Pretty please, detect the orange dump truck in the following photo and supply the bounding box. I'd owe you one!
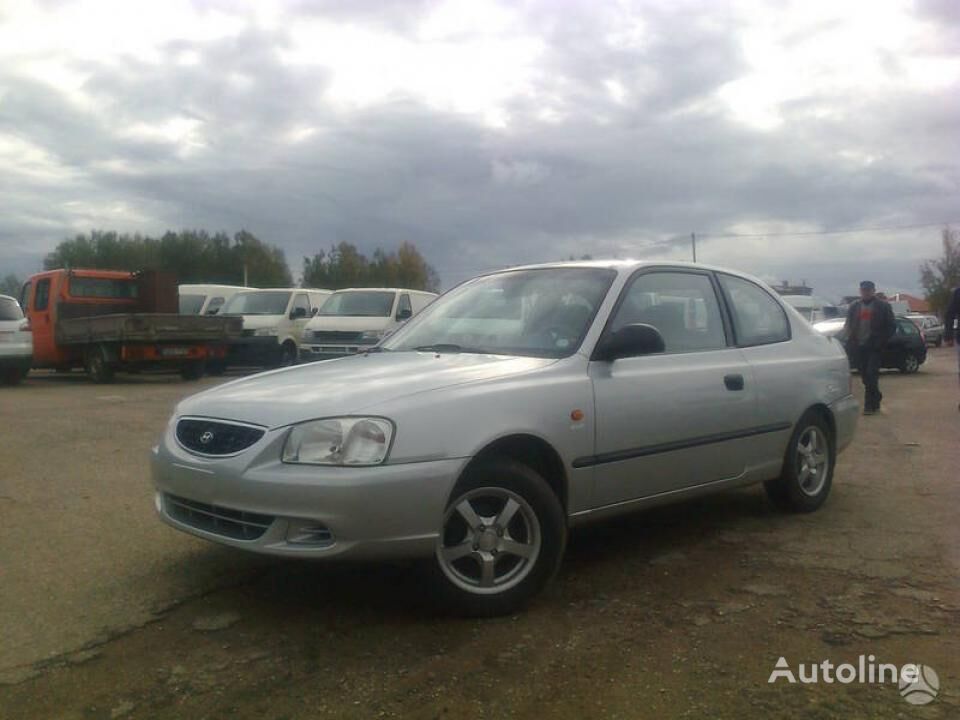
[20,269,242,382]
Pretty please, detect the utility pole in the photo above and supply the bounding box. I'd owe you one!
[691,232,697,263]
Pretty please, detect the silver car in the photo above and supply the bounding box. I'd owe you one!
[152,261,858,615]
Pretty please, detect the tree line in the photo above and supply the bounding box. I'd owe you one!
[0,230,440,296]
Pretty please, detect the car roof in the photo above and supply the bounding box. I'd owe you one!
[329,287,437,295]
[479,259,774,288]
[0,293,17,302]
[238,288,330,293]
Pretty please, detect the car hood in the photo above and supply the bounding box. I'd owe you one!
[177,352,556,428]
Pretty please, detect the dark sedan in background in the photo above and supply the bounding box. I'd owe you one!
[813,317,927,374]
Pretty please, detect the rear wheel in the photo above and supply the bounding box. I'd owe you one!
[206,359,227,376]
[765,410,835,513]
[2,368,24,386]
[85,346,115,384]
[901,352,920,374]
[430,459,566,617]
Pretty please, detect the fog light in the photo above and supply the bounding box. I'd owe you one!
[286,520,335,547]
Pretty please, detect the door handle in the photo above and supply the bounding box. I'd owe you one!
[724,374,745,391]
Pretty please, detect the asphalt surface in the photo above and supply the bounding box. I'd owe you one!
[1,351,958,719]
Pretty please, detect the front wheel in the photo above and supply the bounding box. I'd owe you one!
[277,342,297,368]
[765,410,835,513]
[179,361,205,381]
[901,352,920,374]
[431,459,566,617]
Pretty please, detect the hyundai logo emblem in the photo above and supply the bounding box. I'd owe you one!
[199,431,215,445]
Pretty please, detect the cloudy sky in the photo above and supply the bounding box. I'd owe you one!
[1,0,958,298]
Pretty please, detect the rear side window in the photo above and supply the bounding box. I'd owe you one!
[898,320,920,336]
[178,294,205,314]
[35,278,51,311]
[397,293,412,318]
[0,297,23,320]
[719,274,790,346]
[610,271,728,353]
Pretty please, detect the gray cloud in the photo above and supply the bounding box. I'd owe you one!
[0,0,957,300]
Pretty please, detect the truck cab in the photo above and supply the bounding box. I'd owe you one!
[299,288,437,362]
[220,288,331,368]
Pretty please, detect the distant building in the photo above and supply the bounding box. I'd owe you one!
[889,293,931,314]
[771,280,813,296]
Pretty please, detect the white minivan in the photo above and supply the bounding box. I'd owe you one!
[0,294,33,385]
[300,288,437,361]
[221,288,332,368]
[178,284,248,316]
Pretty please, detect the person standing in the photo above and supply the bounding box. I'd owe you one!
[944,285,960,411]
[844,281,896,415]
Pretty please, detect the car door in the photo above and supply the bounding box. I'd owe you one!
[587,269,757,507]
[26,276,56,365]
[881,319,909,368]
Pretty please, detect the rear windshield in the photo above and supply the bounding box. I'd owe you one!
[179,294,205,314]
[221,291,291,316]
[69,277,139,299]
[0,297,23,321]
[319,291,396,317]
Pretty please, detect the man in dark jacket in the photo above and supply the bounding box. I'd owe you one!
[844,281,896,415]
[944,285,960,411]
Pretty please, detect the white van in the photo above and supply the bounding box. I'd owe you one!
[221,288,332,367]
[0,294,32,385]
[178,284,248,316]
[300,288,437,361]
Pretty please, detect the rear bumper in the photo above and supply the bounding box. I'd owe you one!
[830,394,859,454]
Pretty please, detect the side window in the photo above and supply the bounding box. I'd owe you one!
[898,320,918,337]
[206,297,225,314]
[397,293,412,319]
[719,275,790,346]
[20,281,32,312]
[609,271,727,353]
[292,293,311,315]
[34,278,51,312]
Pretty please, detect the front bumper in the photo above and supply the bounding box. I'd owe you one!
[151,424,466,559]
[830,393,859,454]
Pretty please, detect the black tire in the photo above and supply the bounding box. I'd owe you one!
[207,359,227,376]
[900,352,920,374]
[765,410,835,513]
[2,368,23,386]
[277,342,297,368]
[429,458,566,617]
[85,346,115,384]
[179,361,205,381]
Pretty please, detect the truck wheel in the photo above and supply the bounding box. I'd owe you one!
[180,361,205,381]
[2,368,24,386]
[278,342,297,368]
[85,347,115,384]
[206,360,227,376]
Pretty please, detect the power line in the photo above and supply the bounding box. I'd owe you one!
[697,220,957,240]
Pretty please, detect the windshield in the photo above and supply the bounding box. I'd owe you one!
[222,291,291,316]
[382,267,616,358]
[0,297,23,321]
[319,291,396,317]
[178,294,205,314]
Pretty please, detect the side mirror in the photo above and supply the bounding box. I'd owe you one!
[290,307,307,320]
[397,307,413,321]
[594,323,665,362]
[311,307,319,317]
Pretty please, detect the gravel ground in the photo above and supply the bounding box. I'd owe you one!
[1,352,958,719]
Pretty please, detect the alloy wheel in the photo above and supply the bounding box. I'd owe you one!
[437,487,542,595]
[796,426,830,497]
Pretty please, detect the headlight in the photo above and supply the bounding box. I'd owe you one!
[254,327,277,337]
[282,417,394,466]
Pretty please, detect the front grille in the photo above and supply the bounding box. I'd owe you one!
[176,418,265,455]
[165,494,274,540]
[312,330,364,342]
